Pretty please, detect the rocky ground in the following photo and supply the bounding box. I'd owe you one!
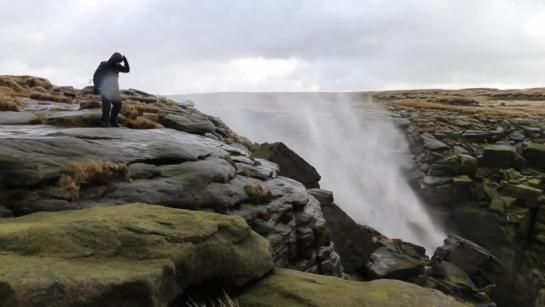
[374,88,545,307]
[1,75,542,307]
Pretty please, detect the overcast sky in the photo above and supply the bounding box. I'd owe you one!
[2,0,545,94]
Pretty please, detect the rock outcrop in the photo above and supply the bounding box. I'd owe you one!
[0,75,342,281]
[238,268,471,307]
[380,88,545,307]
[0,204,272,306]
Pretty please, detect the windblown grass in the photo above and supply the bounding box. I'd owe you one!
[0,96,22,111]
[185,291,240,307]
[244,184,273,204]
[59,160,128,200]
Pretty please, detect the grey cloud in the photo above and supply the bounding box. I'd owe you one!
[1,0,545,93]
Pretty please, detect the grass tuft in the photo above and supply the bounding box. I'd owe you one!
[185,291,240,307]
[244,184,273,204]
[0,96,22,111]
[125,116,158,129]
[59,160,128,200]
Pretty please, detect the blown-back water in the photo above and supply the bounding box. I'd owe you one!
[179,92,445,252]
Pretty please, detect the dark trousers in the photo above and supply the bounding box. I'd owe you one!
[101,96,122,125]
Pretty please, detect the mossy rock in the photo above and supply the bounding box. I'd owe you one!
[238,268,471,307]
[459,154,478,176]
[481,145,519,169]
[0,203,273,306]
[498,182,542,203]
[523,143,545,169]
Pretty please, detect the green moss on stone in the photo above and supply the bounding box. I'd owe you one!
[0,203,273,306]
[238,269,471,307]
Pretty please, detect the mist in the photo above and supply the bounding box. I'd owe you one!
[177,92,445,252]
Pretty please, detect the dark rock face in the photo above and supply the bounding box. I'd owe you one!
[481,144,523,169]
[309,188,379,272]
[434,234,502,287]
[394,104,545,307]
[523,143,545,169]
[253,142,321,188]
[366,247,426,279]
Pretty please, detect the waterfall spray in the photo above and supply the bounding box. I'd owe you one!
[183,92,445,252]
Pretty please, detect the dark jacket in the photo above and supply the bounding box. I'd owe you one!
[93,53,130,95]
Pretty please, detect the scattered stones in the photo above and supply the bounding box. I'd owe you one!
[421,133,449,150]
[508,130,525,141]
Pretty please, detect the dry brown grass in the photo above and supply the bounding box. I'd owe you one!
[121,101,164,129]
[383,98,545,118]
[59,160,128,200]
[29,113,47,124]
[317,226,332,247]
[125,116,158,129]
[30,92,72,104]
[244,184,273,204]
[185,291,240,307]
[122,101,161,119]
[0,96,22,111]
[79,100,101,110]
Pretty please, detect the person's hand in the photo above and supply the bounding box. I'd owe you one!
[122,55,127,61]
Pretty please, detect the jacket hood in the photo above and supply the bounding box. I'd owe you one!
[108,52,123,64]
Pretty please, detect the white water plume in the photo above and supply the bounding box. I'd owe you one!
[180,92,445,252]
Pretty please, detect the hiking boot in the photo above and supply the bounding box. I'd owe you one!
[100,121,111,128]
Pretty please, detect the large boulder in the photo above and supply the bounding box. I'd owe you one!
[253,142,321,188]
[523,143,545,169]
[366,246,426,279]
[0,204,273,307]
[481,144,522,169]
[160,113,216,134]
[433,234,502,287]
[238,268,471,307]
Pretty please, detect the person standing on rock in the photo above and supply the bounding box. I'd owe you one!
[93,52,130,127]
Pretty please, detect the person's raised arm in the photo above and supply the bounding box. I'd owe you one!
[118,56,130,73]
